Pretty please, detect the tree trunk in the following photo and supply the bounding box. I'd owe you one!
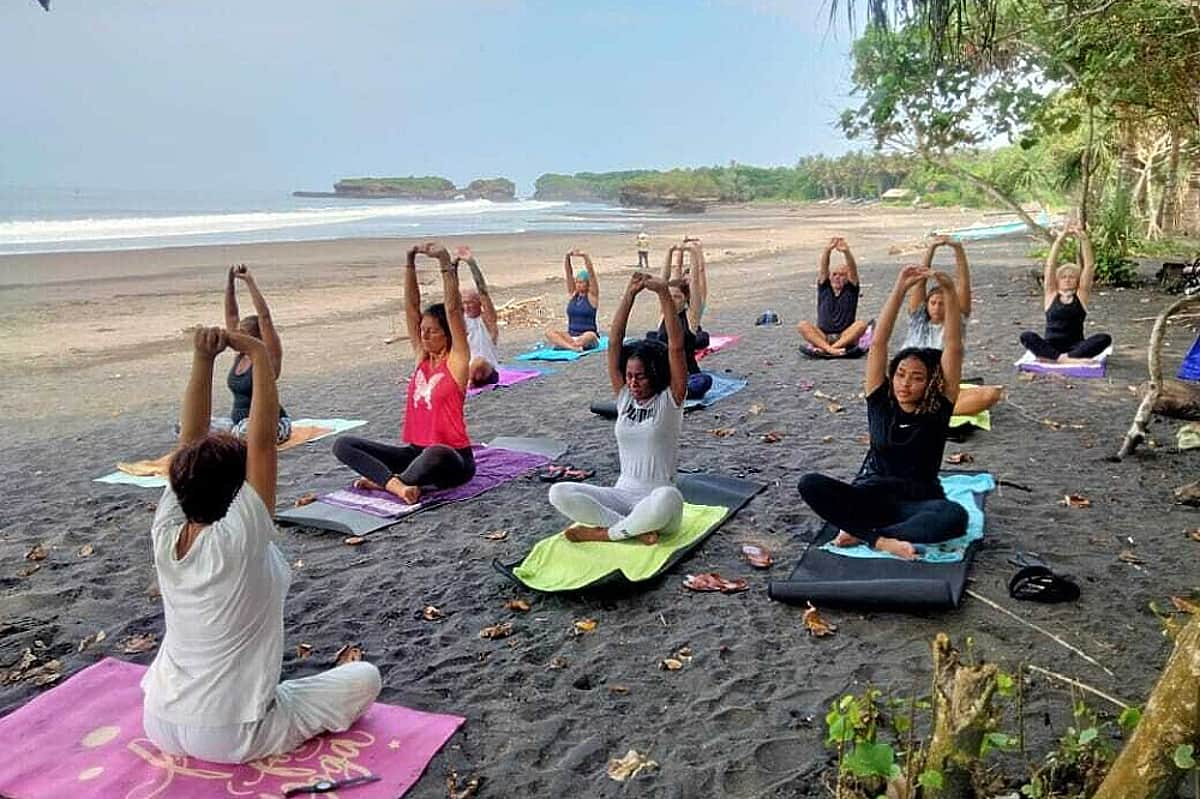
[1155,132,1181,234]
[1153,379,1200,419]
[1116,295,1200,459]
[923,634,998,799]
[1092,614,1200,799]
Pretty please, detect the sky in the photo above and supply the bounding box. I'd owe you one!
[0,0,860,195]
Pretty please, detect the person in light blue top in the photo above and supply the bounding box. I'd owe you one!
[545,249,600,352]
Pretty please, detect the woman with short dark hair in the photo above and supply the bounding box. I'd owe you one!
[548,272,687,544]
[142,326,380,764]
[332,242,475,504]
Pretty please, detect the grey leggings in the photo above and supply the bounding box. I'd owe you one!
[332,436,475,489]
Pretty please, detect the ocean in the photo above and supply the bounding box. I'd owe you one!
[0,187,666,255]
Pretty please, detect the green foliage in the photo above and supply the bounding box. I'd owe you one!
[917,769,944,790]
[843,741,901,779]
[1021,699,1115,799]
[981,731,1020,758]
[1090,188,1140,287]
[1174,744,1196,770]
[334,176,456,196]
[1116,706,1142,734]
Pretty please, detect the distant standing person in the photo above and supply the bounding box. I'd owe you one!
[224,265,291,443]
[796,237,869,356]
[636,229,650,269]
[545,249,601,352]
[1019,224,1112,363]
[456,246,501,387]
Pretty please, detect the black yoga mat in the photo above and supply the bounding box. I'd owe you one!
[800,344,866,360]
[494,472,766,594]
[767,477,989,611]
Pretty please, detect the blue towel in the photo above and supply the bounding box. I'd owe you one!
[684,373,748,409]
[819,472,996,563]
[1179,334,1200,381]
[514,336,609,362]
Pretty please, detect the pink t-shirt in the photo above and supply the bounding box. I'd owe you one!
[402,357,470,449]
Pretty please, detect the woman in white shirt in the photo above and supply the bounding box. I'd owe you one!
[141,326,380,764]
[548,272,687,544]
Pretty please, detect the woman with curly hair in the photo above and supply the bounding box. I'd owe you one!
[797,264,968,560]
[548,271,687,545]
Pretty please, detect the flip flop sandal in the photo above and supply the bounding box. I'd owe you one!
[683,572,749,593]
[741,544,773,569]
[1008,565,1080,603]
[536,464,595,483]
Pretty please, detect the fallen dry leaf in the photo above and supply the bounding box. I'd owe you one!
[856,434,871,445]
[334,644,363,665]
[826,402,844,414]
[741,544,773,569]
[479,622,514,640]
[77,630,106,652]
[820,435,834,443]
[547,656,569,670]
[946,451,974,465]
[123,633,157,654]
[760,431,784,444]
[1117,549,1143,565]
[3,651,65,687]
[16,564,41,578]
[607,749,659,782]
[446,771,481,799]
[343,536,366,546]
[77,543,95,558]
[294,492,318,507]
[504,599,531,613]
[660,657,684,671]
[683,573,749,593]
[1059,494,1092,508]
[803,603,838,637]
[608,684,631,695]
[421,605,445,621]
[1170,596,1200,615]
[482,529,509,541]
[748,403,766,415]
[25,544,48,562]
[1188,529,1200,542]
[813,389,837,401]
[707,427,737,438]
[295,643,314,660]
[573,618,598,634]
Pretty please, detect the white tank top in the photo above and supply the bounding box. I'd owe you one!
[614,387,682,493]
[465,314,501,368]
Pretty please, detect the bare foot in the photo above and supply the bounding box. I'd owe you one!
[874,537,918,560]
[564,524,610,542]
[353,477,385,492]
[829,346,847,357]
[833,530,862,547]
[1056,355,1098,365]
[384,477,422,505]
[636,532,659,545]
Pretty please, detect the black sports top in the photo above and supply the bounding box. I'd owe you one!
[858,385,953,500]
[228,358,287,424]
[1043,295,1086,349]
[656,311,701,375]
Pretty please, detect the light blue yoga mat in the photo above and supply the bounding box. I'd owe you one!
[819,472,996,563]
[684,373,749,410]
[514,336,609,362]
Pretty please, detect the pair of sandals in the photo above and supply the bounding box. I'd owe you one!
[536,464,595,483]
[1007,551,1080,603]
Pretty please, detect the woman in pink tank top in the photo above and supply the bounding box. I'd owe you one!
[333,242,475,504]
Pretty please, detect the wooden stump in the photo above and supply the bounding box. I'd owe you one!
[924,634,998,799]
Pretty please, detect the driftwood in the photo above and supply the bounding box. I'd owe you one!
[924,634,998,799]
[1093,614,1200,799]
[1116,295,1200,459]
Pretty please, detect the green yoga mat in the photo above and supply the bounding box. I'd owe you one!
[509,503,728,592]
[949,409,991,430]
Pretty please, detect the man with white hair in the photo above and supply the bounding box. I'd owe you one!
[796,237,868,356]
[455,247,501,387]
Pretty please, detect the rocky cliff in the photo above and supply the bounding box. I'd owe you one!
[294,176,516,201]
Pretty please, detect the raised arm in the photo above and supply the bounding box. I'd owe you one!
[224,267,240,330]
[685,241,707,329]
[1076,228,1096,306]
[1044,228,1069,307]
[225,330,278,512]
[837,238,860,285]
[645,276,688,406]
[818,238,834,285]
[660,245,679,282]
[607,273,644,394]
[909,240,938,313]
[460,246,499,342]
[866,265,929,395]
[404,245,424,358]
[562,252,575,295]
[949,239,972,317]
[179,327,226,446]
[580,252,599,308]
[235,268,283,378]
[930,271,963,403]
[421,243,471,390]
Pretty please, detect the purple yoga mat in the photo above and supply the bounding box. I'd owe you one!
[0,657,463,799]
[1015,348,1111,379]
[466,366,542,397]
[322,445,550,518]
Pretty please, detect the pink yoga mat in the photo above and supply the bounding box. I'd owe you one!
[466,366,542,397]
[0,658,464,799]
[696,334,740,361]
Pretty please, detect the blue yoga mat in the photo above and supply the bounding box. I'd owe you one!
[1179,335,1200,381]
[514,336,609,362]
[684,373,748,409]
[819,472,996,563]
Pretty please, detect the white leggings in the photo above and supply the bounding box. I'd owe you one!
[143,662,381,764]
[549,482,684,540]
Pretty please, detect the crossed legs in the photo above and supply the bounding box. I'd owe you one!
[797,319,867,356]
[549,482,684,545]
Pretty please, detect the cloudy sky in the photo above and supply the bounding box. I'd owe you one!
[1,1,858,193]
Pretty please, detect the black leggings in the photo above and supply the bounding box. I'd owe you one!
[1019,331,1111,360]
[332,436,476,489]
[797,473,967,547]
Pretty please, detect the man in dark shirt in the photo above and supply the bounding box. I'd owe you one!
[797,237,867,356]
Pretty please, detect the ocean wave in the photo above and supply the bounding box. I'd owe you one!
[0,199,568,246]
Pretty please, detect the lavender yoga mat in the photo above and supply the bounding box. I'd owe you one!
[1015,346,1112,378]
[466,365,543,397]
[322,445,550,519]
[0,658,463,799]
